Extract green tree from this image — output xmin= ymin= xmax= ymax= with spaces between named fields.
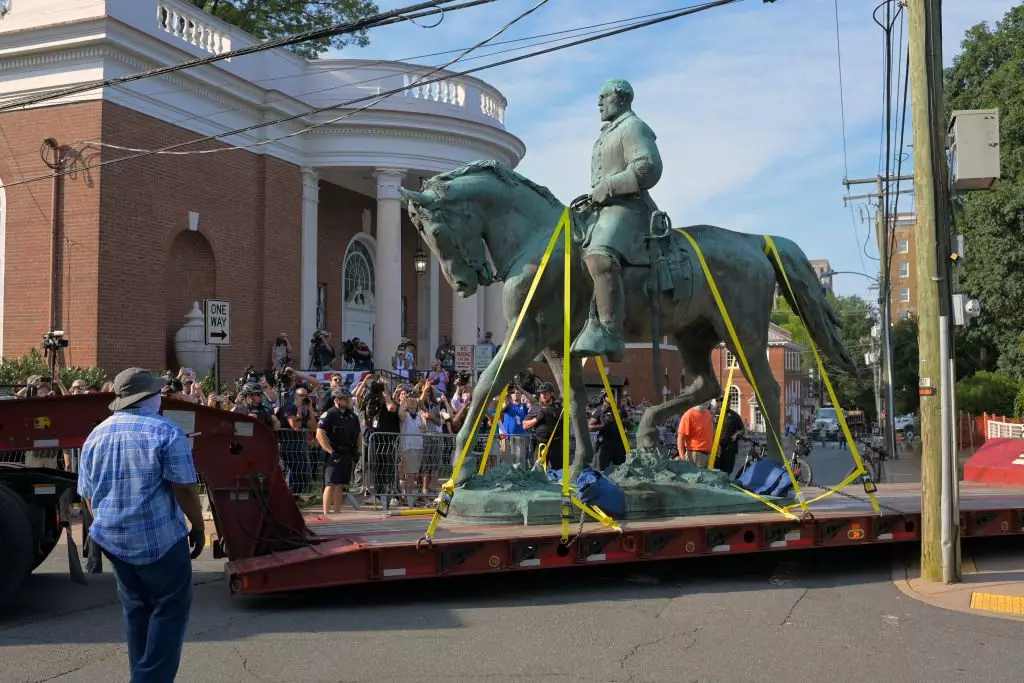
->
xmin=890 ymin=315 xmax=920 ymax=415
xmin=945 ymin=5 xmax=1024 ymax=379
xmin=188 ymin=0 xmax=379 ymax=59
xmin=825 ymin=294 xmax=876 ymax=418
xmin=956 ymin=370 xmax=1019 ymax=416
xmin=770 ymin=296 xmax=811 ymax=366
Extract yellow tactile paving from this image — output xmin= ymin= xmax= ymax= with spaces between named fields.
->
xmin=970 ymin=592 xmax=1024 ymax=615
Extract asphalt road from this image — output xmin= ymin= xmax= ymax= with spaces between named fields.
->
xmin=3 ymin=535 xmax=1023 ymax=683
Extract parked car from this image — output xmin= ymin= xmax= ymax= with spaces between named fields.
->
xmin=894 ymin=413 xmax=919 ymax=441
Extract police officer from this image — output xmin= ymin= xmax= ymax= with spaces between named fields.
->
xmin=523 ymin=382 xmax=565 ymax=471
xmin=232 ymin=382 xmax=280 ymax=431
xmin=315 ymin=387 xmax=361 ymax=515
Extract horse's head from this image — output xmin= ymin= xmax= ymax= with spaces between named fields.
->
xmin=399 ymin=181 xmax=496 ymax=298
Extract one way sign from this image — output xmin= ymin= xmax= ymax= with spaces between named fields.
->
xmin=204 ymin=299 xmax=231 ymax=346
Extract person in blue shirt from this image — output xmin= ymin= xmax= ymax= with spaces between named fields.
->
xmin=78 ymin=368 xmax=205 ymax=683
xmin=499 ymin=386 xmax=532 ymax=466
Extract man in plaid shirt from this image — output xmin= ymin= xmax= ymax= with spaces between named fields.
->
xmin=78 ymin=368 xmax=205 ymax=683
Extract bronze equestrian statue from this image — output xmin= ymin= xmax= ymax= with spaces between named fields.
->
xmin=399 ymin=80 xmax=856 ymax=485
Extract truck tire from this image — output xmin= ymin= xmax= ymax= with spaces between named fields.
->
xmin=0 ymin=483 xmax=36 ymax=606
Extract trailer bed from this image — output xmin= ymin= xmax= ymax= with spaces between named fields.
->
xmin=225 ymin=482 xmax=1024 ymax=595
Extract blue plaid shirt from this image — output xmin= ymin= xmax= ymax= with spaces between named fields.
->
xmin=77 ymin=407 xmax=198 ymax=565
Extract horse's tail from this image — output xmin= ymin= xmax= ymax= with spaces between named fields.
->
xmin=765 ymin=236 xmax=858 ymax=375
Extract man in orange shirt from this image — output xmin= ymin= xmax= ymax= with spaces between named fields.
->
xmin=677 ymin=403 xmax=714 ymax=468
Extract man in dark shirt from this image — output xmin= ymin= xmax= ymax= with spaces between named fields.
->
xmin=589 ymin=391 xmax=633 ymax=471
xmin=524 ymin=382 xmax=565 ymax=471
xmin=710 ymin=394 xmax=745 ymax=477
xmin=232 ymin=383 xmax=280 ymax=431
xmin=315 ymin=387 xmax=361 ymax=514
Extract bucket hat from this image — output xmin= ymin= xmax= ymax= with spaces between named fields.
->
xmin=109 ymin=368 xmax=166 ymax=411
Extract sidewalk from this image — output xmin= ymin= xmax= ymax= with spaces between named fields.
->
xmin=893 ymin=550 xmax=1024 ymax=622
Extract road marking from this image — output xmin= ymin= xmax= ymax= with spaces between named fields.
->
xmin=970 ymin=592 xmax=1024 ymax=615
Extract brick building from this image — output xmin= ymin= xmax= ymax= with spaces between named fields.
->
xmin=709 ymin=323 xmax=810 ymax=433
xmin=888 ymin=212 xmax=918 ymax=321
xmin=0 ymin=0 xmax=523 ymax=377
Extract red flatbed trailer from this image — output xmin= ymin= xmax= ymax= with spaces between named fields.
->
xmin=3 ymin=395 xmax=1024 ymax=598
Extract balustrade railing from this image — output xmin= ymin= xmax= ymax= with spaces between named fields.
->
xmin=156 ymin=1 xmax=232 ymax=57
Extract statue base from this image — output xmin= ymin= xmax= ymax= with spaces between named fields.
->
xmin=446 ymin=448 xmax=790 ymax=526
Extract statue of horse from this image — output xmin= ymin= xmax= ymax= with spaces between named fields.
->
xmin=399 ymin=161 xmax=856 ymax=485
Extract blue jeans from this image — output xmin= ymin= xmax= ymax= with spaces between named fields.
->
xmin=103 ymin=538 xmax=193 ymax=683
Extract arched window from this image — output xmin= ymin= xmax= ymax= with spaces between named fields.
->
xmin=341 ymin=235 xmax=377 ymax=359
xmin=343 ymin=240 xmax=374 ymax=307
xmin=728 ymin=385 xmax=741 ymax=414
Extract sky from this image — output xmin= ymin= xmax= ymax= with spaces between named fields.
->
xmin=339 ymin=0 xmax=1017 ymax=300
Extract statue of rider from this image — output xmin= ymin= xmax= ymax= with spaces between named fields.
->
xmin=570 ymin=79 xmax=663 ymax=364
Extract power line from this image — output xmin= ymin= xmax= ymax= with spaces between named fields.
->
xmin=0 ymin=0 xmax=497 ymax=113
xmin=833 ymin=0 xmax=869 ymax=274
xmin=99 ymin=6 xmax=712 ymax=141
xmin=0 ymin=0 xmax=741 ymax=191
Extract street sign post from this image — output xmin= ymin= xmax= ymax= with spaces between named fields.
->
xmin=203 ymin=299 xmax=230 ymax=392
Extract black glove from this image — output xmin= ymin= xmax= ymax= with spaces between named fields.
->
xmin=188 ymin=525 xmax=206 ymax=559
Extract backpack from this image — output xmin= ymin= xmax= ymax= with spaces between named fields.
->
xmin=736 ymin=460 xmax=794 ymax=498
xmin=575 ymin=468 xmax=626 ymax=518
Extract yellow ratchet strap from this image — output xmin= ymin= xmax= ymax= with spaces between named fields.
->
xmin=561 ymin=204 xmax=573 ymax=543
xmin=675 ymin=229 xmax=807 ymax=513
xmin=423 ymin=208 xmax=570 ymax=541
xmin=708 ymin=360 xmax=738 ymax=470
xmin=762 ymin=236 xmax=881 ymax=514
xmin=477 ymin=385 xmax=509 ymax=474
xmin=595 ymin=356 xmax=631 ymax=455
xmin=571 ymin=497 xmax=621 ymax=531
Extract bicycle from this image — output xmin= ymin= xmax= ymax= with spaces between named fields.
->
xmin=736 ymin=436 xmax=813 ymax=486
xmin=850 ymin=438 xmax=886 ymax=484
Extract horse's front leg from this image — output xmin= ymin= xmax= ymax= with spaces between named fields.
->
xmin=453 ymin=333 xmax=542 ymax=485
xmin=544 ymin=350 xmax=595 ymax=480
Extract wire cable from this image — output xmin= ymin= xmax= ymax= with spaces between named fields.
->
xmin=100 ymin=6 xmax=711 ymax=143
xmin=0 ymin=0 xmax=497 ymax=113
xmin=0 ymin=0 xmax=741 ymax=190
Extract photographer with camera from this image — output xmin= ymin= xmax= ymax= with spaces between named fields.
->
xmin=273 ymin=366 xmax=321 ymax=417
xmin=271 ymin=333 xmax=293 ymax=369
xmin=523 ymin=382 xmax=564 ymax=470
xmin=359 ymin=375 xmax=401 ymax=507
xmin=308 ymin=330 xmax=336 ymax=372
xmin=232 ymin=383 xmax=280 ymax=431
xmin=342 ymin=337 xmax=373 ymax=371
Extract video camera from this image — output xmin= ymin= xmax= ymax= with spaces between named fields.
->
xmin=40 ymin=330 xmax=69 ymax=354
xmin=235 ymin=365 xmax=263 ymax=392
xmin=310 ymin=329 xmax=331 ymax=346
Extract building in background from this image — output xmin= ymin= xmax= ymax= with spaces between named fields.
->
xmin=709 ymin=324 xmax=809 ymax=434
xmin=809 ymin=259 xmax=834 ymax=297
xmin=0 ymin=0 xmax=522 ymax=376
xmin=889 ymin=212 xmax=918 ymax=321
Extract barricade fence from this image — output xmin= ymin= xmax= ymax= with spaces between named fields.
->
xmin=0 ymin=447 xmax=80 ymax=471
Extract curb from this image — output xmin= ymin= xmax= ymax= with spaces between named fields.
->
xmin=891 ymin=560 xmax=1024 ymax=622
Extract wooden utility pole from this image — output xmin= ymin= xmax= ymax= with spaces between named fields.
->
xmin=908 ymin=0 xmax=958 ymax=583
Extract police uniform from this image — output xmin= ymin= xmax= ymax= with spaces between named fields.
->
xmin=318 ymin=389 xmax=361 ymax=487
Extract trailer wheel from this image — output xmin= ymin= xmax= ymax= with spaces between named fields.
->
xmin=0 ymin=483 xmax=36 ymax=606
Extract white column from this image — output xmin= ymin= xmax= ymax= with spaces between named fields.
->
xmin=373 ymin=168 xmax=405 ymax=367
xmin=484 ymin=283 xmax=506 ymax=345
xmin=300 ymin=167 xmax=319 ymax=370
xmin=452 ymin=289 xmax=478 ymax=347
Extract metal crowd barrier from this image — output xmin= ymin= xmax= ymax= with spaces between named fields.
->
xmin=361 ymin=431 xmax=536 ymax=508
xmin=0 ymin=447 xmax=80 ymax=471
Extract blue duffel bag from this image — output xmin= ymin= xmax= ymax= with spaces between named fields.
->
xmin=576 ymin=468 xmax=625 ymax=518
xmin=736 ymin=460 xmax=794 ymax=498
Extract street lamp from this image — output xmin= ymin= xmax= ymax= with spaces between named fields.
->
xmin=818 ymin=268 xmax=898 ymax=461
xmin=413 ymin=247 xmax=429 ymax=276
